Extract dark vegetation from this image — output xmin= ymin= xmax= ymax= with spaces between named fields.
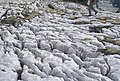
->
xmin=0 ymin=4 xmax=41 ymax=27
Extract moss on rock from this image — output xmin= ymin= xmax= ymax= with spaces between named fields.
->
xmin=113 ymin=40 xmax=120 ymax=46
xmin=0 ymin=16 xmax=24 ymax=27
xmin=97 ymin=47 xmax=120 ymax=55
xmin=97 ymin=15 xmax=120 ymax=25
xmin=105 ymin=47 xmax=119 ymax=55
xmin=103 ymin=37 xmax=120 ymax=46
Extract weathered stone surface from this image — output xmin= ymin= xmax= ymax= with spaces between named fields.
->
xmin=0 ymin=0 xmax=120 ymax=81
xmin=0 ymin=51 xmax=21 ymax=71
xmin=0 ymin=70 xmax=17 ymax=81
xmin=39 ymin=40 xmax=51 ymax=51
xmin=43 ymin=55 xmax=63 ymax=66
xmin=107 ymin=55 xmax=120 ymax=81
xmin=22 ymin=65 xmax=42 ymax=81
xmin=42 ymin=63 xmax=51 ymax=75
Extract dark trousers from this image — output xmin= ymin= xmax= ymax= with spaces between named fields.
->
xmin=88 ymin=3 xmax=98 ymax=15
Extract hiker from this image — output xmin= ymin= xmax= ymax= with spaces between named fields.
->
xmin=88 ymin=0 xmax=98 ymax=16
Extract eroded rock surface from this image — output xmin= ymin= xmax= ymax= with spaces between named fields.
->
xmin=0 ymin=0 xmax=120 ymax=81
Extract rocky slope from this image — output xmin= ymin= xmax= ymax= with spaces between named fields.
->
xmin=0 ymin=0 xmax=120 ymax=81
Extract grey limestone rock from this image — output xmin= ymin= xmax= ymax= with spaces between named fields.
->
xmin=43 ymin=55 xmax=63 ymax=66
xmin=0 ymin=0 xmax=120 ymax=81
xmin=0 ymin=70 xmax=17 ymax=81
xmin=41 ymin=76 xmax=64 ymax=81
xmin=50 ymin=66 xmax=67 ymax=79
xmin=22 ymin=65 xmax=42 ymax=81
xmin=107 ymin=56 xmax=120 ymax=81
xmin=0 ymin=51 xmax=21 ymax=71
xmin=64 ymin=59 xmax=79 ymax=70
xmin=53 ymin=52 xmax=72 ymax=61
xmin=39 ymin=40 xmax=51 ymax=51
xmin=42 ymin=63 xmax=52 ymax=75
xmin=28 ymin=48 xmax=52 ymax=59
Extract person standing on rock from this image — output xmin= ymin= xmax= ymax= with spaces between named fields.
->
xmin=88 ymin=0 xmax=98 ymax=16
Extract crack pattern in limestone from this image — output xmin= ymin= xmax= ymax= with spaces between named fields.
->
xmin=0 ymin=0 xmax=120 ymax=81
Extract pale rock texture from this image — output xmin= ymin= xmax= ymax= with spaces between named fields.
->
xmin=0 ymin=0 xmax=120 ymax=81
xmin=0 ymin=70 xmax=17 ymax=81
